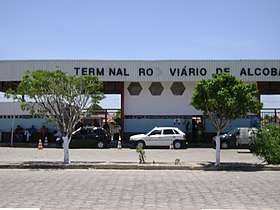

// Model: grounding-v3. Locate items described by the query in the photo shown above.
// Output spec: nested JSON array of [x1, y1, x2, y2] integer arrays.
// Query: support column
[[256, 81, 262, 101], [121, 82, 125, 142]]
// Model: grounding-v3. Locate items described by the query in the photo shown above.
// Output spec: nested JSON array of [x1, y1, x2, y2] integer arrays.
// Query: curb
[[0, 162, 280, 171]]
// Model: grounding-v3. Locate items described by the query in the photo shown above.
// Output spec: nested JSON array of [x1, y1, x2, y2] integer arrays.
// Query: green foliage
[[136, 146, 146, 164], [5, 70, 104, 136], [175, 158, 181, 165], [112, 110, 121, 125], [191, 73, 262, 134], [253, 124, 280, 164]]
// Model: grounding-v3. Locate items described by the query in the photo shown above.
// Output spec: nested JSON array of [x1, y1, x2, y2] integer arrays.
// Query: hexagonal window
[[127, 82, 142, 96], [149, 82, 164, 96], [170, 82, 185, 95]]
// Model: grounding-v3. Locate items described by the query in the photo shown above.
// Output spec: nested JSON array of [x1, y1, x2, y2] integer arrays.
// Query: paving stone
[[1, 170, 279, 209]]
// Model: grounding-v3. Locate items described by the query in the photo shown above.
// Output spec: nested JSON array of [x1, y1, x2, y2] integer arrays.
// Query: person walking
[[40, 125, 48, 141]]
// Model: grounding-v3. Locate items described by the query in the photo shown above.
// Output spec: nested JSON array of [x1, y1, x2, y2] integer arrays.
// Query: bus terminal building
[[0, 59, 280, 144]]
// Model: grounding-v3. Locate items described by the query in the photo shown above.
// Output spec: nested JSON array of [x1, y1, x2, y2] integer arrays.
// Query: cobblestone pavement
[[0, 169, 279, 210]]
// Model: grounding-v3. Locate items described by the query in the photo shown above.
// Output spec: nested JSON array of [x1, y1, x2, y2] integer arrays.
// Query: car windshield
[[149, 130, 161, 136], [227, 128, 239, 135], [75, 127, 103, 135]]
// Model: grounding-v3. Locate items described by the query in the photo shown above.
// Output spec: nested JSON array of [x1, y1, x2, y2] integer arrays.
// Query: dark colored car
[[212, 127, 258, 149], [69, 126, 110, 148]]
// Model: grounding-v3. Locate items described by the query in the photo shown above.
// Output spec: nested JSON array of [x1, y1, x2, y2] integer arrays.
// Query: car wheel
[[221, 141, 229, 149], [173, 141, 182, 149], [96, 141, 105, 148], [136, 141, 145, 148]]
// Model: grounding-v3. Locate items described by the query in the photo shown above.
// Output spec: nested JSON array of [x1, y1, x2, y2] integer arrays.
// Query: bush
[[252, 124, 280, 164]]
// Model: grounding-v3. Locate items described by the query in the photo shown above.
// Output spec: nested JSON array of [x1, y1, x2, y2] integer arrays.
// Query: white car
[[129, 127, 187, 149]]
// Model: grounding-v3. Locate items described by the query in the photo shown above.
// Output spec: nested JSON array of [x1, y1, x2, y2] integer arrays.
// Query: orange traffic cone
[[38, 139, 43, 150], [44, 137, 48, 147]]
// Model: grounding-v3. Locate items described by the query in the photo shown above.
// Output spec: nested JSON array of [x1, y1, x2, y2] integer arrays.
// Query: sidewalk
[[0, 147, 279, 171]]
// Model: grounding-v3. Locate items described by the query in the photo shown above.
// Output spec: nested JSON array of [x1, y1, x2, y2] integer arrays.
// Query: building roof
[[1, 59, 280, 82]]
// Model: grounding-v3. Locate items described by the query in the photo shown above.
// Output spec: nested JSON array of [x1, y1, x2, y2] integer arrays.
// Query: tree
[[191, 73, 262, 166], [112, 110, 121, 125], [6, 70, 104, 164]]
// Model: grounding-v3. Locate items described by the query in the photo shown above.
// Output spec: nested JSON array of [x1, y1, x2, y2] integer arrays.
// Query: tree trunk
[[215, 130, 221, 167], [62, 136, 70, 164]]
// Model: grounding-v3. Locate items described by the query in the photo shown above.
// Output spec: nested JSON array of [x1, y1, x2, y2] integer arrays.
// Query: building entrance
[[190, 116, 203, 143], [1, 60, 280, 144]]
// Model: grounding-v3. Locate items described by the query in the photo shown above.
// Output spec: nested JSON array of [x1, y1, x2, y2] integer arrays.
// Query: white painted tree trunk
[[62, 136, 70, 164], [215, 136, 221, 166]]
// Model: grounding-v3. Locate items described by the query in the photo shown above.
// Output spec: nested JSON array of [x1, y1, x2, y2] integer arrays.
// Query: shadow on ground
[[0, 160, 276, 171]]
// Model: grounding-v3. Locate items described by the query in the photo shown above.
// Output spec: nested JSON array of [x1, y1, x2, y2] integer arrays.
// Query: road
[[0, 169, 279, 210]]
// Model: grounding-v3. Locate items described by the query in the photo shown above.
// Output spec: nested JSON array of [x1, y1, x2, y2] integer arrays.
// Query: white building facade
[[0, 60, 280, 143]]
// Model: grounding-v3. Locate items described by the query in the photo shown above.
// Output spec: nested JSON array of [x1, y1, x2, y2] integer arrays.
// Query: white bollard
[[44, 136, 48, 147], [117, 139, 122, 149]]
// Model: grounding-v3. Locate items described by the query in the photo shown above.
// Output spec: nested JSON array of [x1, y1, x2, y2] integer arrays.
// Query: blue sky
[[0, 0, 279, 108]]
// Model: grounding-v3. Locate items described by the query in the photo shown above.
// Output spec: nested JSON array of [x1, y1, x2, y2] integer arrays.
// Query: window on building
[[149, 82, 164, 96], [127, 82, 143, 96], [170, 82, 185, 95]]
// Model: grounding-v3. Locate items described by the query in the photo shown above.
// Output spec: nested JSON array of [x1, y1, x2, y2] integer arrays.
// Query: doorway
[[190, 116, 203, 143]]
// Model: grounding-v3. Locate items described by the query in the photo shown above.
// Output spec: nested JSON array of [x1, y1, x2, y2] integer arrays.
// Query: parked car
[[58, 126, 110, 148], [129, 127, 187, 149], [212, 127, 258, 150]]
